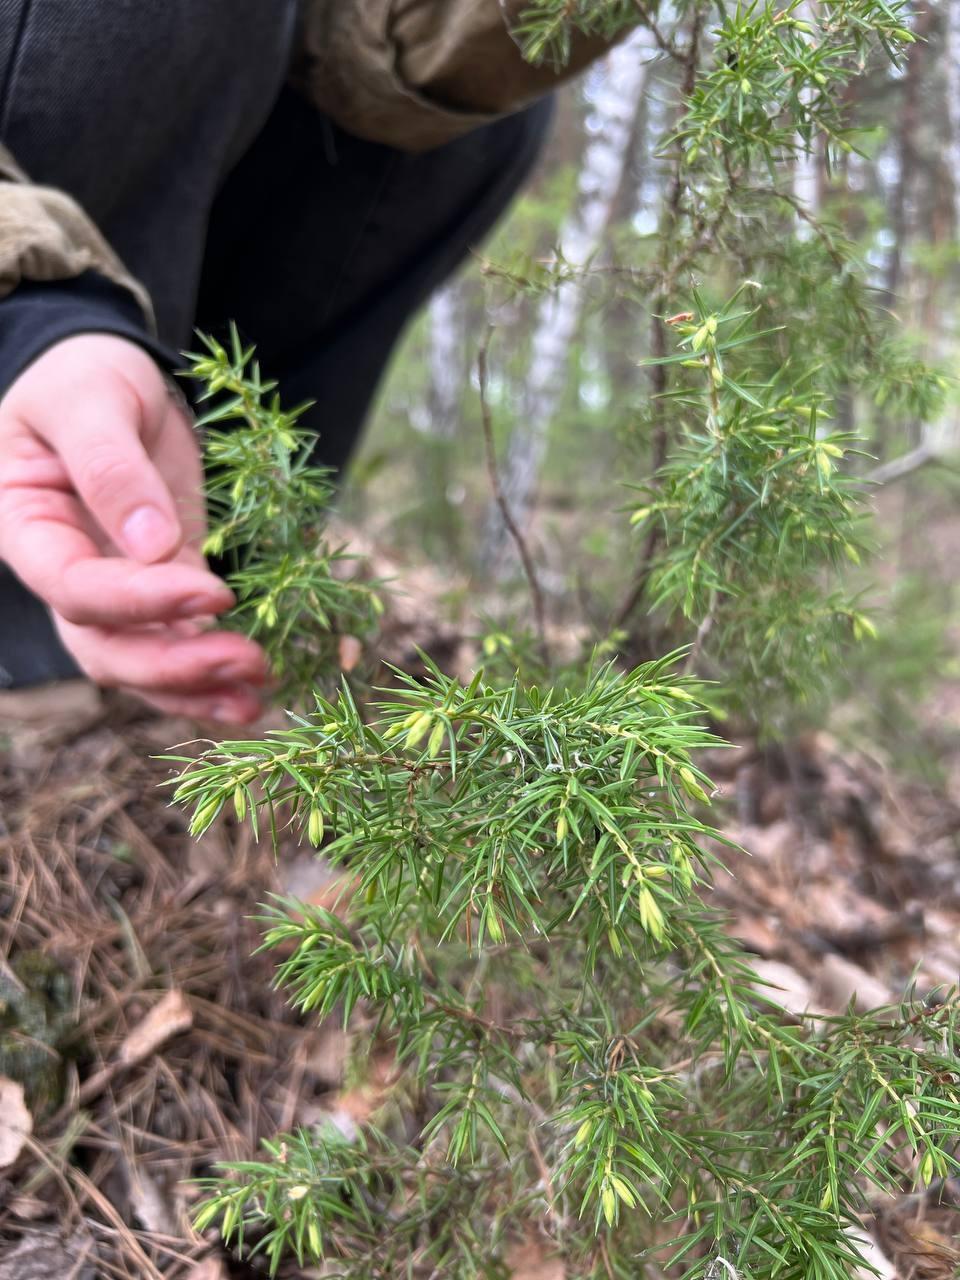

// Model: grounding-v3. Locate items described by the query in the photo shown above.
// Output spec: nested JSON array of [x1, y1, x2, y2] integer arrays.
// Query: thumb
[[27, 347, 184, 563]]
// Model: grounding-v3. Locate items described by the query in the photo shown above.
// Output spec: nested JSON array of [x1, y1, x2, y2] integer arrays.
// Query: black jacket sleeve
[[0, 270, 177, 397]]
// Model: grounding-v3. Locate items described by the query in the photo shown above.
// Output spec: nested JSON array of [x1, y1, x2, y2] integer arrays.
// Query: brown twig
[[632, 0, 683, 61], [683, 589, 717, 675], [431, 994, 525, 1041], [599, 1235, 617, 1280], [527, 1126, 562, 1227], [477, 328, 551, 667]]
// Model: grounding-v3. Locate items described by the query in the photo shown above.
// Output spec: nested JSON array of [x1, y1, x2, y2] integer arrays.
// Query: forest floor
[[1, 555, 960, 1280]]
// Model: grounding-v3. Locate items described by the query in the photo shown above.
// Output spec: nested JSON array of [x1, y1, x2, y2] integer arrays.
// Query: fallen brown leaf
[[338, 634, 364, 672], [117, 990, 193, 1066], [333, 1051, 400, 1125], [506, 1239, 566, 1280], [0, 1077, 33, 1169], [183, 1257, 228, 1280], [125, 1157, 177, 1235]]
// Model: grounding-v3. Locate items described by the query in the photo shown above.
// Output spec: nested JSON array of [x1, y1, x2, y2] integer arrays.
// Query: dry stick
[[610, 223, 729, 633], [866, 439, 959, 485], [477, 329, 550, 667], [632, 0, 682, 61], [683, 588, 717, 676], [599, 1235, 617, 1280], [612, 339, 668, 632], [68, 1167, 167, 1280], [526, 1126, 561, 1229], [14, 1136, 164, 1280], [84, 1221, 203, 1269]]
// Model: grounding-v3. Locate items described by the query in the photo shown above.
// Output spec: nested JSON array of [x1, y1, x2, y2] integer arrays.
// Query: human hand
[[0, 334, 269, 722]]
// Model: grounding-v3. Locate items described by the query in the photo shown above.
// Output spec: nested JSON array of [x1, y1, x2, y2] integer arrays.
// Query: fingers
[[0, 336, 272, 724], [54, 618, 271, 694], [131, 686, 266, 726], [63, 559, 235, 627], [16, 338, 186, 563], [154, 397, 208, 553], [0, 485, 233, 627]]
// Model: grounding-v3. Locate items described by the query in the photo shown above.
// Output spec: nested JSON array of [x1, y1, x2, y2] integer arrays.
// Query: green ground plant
[[167, 3, 959, 1278], [171, 648, 960, 1280]]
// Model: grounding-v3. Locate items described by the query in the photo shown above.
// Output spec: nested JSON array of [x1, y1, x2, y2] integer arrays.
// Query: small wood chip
[[183, 1259, 228, 1280], [338, 634, 364, 672], [507, 1240, 566, 1280], [817, 954, 893, 1014], [117, 990, 193, 1067], [0, 1077, 33, 1169], [125, 1158, 177, 1236]]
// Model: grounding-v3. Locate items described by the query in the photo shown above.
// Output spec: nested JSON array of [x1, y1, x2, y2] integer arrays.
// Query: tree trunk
[[484, 26, 658, 563], [425, 283, 464, 441], [420, 281, 468, 551], [944, 0, 960, 234], [792, 1, 820, 223], [885, 3, 933, 304]]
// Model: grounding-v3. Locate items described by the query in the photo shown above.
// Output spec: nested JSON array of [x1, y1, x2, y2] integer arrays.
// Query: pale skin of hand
[[0, 334, 269, 723]]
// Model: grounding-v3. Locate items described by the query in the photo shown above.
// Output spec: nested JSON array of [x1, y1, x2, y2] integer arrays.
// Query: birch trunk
[[484, 26, 658, 561], [792, 0, 820, 225], [944, 0, 960, 234], [425, 283, 464, 441], [415, 280, 469, 550]]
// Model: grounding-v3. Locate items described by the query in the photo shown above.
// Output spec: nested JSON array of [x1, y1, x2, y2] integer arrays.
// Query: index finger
[[0, 483, 233, 627]]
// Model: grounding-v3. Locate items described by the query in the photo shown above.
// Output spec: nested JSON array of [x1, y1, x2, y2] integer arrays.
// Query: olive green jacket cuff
[[293, 0, 620, 151]]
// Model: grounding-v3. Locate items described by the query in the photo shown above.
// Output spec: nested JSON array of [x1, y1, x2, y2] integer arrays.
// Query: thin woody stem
[[477, 327, 551, 667]]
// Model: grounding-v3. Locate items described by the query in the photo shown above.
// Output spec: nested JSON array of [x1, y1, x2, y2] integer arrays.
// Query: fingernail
[[212, 661, 258, 682], [122, 505, 176, 561], [175, 593, 229, 619], [211, 701, 259, 725]]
